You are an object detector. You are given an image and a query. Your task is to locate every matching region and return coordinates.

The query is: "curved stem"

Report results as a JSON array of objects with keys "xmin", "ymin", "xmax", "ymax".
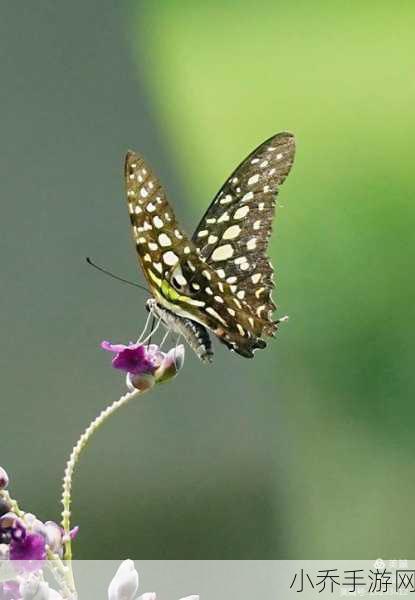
[{"xmin": 61, "ymin": 387, "xmax": 146, "ymax": 561}]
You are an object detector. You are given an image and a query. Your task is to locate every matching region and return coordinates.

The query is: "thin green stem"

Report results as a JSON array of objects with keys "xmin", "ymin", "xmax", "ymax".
[{"xmin": 60, "ymin": 386, "xmax": 148, "ymax": 560}]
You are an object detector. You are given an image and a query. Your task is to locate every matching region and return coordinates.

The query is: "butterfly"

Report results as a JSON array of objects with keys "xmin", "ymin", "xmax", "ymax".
[{"xmin": 125, "ymin": 132, "xmax": 296, "ymax": 362}]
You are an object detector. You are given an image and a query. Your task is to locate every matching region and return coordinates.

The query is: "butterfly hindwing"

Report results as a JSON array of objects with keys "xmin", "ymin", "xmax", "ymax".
[{"xmin": 192, "ymin": 132, "xmax": 295, "ymax": 341}]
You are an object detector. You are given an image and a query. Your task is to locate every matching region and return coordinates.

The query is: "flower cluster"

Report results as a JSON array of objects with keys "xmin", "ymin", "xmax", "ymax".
[
  {"xmin": 0, "ymin": 467, "xmax": 76, "ymax": 568},
  {"xmin": 101, "ymin": 341, "xmax": 185, "ymax": 391}
]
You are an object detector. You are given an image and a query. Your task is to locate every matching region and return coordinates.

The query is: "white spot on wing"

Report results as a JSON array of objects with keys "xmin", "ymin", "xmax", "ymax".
[
  {"xmin": 242, "ymin": 191, "xmax": 254, "ymax": 202},
  {"xmin": 206, "ymin": 306, "xmax": 227, "ymax": 326},
  {"xmin": 223, "ymin": 225, "xmax": 241, "ymax": 240},
  {"xmin": 236, "ymin": 324, "xmax": 245, "ymax": 336},
  {"xmin": 153, "ymin": 216, "xmax": 163, "ymax": 229},
  {"xmin": 174, "ymin": 273, "xmax": 187, "ymax": 287},
  {"xmin": 234, "ymin": 206, "xmax": 250, "ymax": 219},
  {"xmin": 217, "ymin": 212, "xmax": 230, "ymax": 223},
  {"xmin": 247, "ymin": 238, "xmax": 257, "ymax": 250},
  {"xmin": 158, "ymin": 233, "xmax": 171, "ymax": 247},
  {"xmin": 162, "ymin": 251, "xmax": 178, "ymax": 266},
  {"xmin": 248, "ymin": 174, "xmax": 260, "ymax": 186},
  {"xmin": 211, "ymin": 244, "xmax": 234, "ymax": 261}
]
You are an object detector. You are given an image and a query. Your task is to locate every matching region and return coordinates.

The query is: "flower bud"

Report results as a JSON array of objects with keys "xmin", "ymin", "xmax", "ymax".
[
  {"xmin": 126, "ymin": 372, "xmax": 156, "ymax": 392},
  {"xmin": 108, "ymin": 560, "xmax": 139, "ymax": 600},
  {"xmin": 0, "ymin": 467, "xmax": 9, "ymax": 490},
  {"xmin": 155, "ymin": 345, "xmax": 185, "ymax": 384},
  {"xmin": 0, "ymin": 497, "xmax": 12, "ymax": 518},
  {"xmin": 43, "ymin": 521, "xmax": 63, "ymax": 554}
]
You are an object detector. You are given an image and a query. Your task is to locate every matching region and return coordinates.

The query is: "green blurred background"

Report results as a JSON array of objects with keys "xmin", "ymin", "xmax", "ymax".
[{"xmin": 1, "ymin": 1, "xmax": 415, "ymax": 558}]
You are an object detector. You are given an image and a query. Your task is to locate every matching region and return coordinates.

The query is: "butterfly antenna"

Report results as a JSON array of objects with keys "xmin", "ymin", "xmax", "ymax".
[{"xmin": 86, "ymin": 257, "xmax": 149, "ymax": 294}]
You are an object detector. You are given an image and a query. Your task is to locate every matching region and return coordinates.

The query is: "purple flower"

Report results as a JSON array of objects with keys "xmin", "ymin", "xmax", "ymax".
[
  {"xmin": 9, "ymin": 532, "xmax": 46, "ymax": 571},
  {"xmin": 102, "ymin": 341, "xmax": 185, "ymax": 390},
  {"xmin": 101, "ymin": 341, "xmax": 159, "ymax": 375}
]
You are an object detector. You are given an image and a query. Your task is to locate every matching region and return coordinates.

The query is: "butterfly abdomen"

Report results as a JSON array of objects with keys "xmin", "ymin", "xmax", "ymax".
[{"xmin": 146, "ymin": 299, "xmax": 213, "ymax": 363}]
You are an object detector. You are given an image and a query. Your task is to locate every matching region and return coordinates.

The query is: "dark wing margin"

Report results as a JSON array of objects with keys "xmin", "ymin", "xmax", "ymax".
[{"xmin": 192, "ymin": 132, "xmax": 296, "ymax": 340}]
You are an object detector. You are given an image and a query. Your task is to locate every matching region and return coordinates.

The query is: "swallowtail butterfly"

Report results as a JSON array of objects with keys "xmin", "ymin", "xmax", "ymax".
[{"xmin": 125, "ymin": 132, "xmax": 295, "ymax": 362}]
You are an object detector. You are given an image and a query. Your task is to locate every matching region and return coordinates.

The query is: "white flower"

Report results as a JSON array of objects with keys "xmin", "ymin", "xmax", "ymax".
[
  {"xmin": 108, "ymin": 560, "xmax": 199, "ymax": 600},
  {"xmin": 108, "ymin": 560, "xmax": 139, "ymax": 600}
]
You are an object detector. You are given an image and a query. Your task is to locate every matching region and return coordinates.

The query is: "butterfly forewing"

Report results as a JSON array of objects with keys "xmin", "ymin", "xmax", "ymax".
[
  {"xmin": 192, "ymin": 132, "xmax": 295, "ymax": 340},
  {"xmin": 125, "ymin": 151, "xmax": 189, "ymax": 296},
  {"xmin": 125, "ymin": 152, "xmax": 236, "ymax": 332}
]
